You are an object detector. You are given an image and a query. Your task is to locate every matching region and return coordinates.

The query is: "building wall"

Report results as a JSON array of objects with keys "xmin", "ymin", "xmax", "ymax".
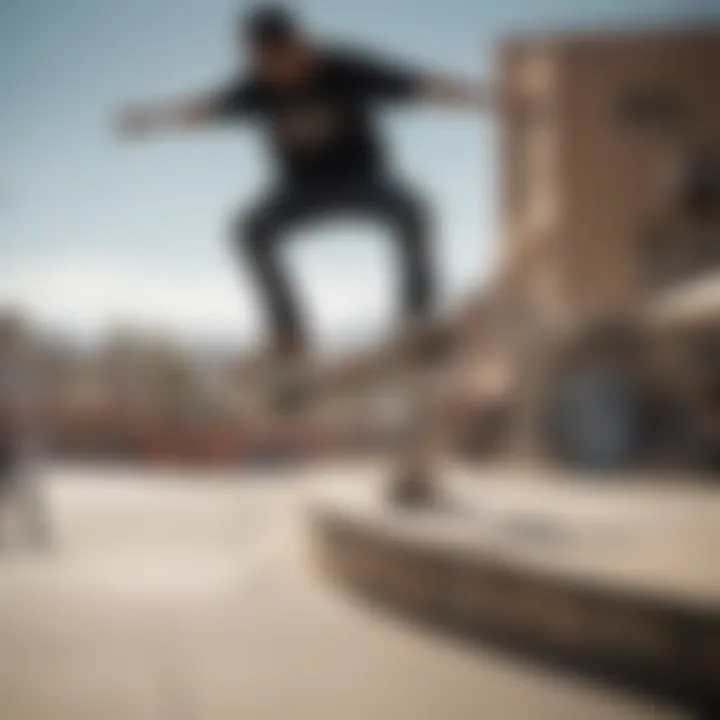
[
  {"xmin": 500, "ymin": 28, "xmax": 720, "ymax": 323},
  {"xmin": 497, "ymin": 27, "xmax": 720, "ymax": 458}
]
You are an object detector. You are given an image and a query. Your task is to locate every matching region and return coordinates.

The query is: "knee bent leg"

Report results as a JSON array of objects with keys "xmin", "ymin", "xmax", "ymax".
[{"xmin": 230, "ymin": 209, "xmax": 273, "ymax": 259}]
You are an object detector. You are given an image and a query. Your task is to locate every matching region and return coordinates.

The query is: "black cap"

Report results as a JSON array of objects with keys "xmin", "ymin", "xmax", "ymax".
[{"xmin": 242, "ymin": 4, "xmax": 298, "ymax": 47}]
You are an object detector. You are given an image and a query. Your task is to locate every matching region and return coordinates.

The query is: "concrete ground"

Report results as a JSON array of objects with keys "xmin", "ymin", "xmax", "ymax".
[{"xmin": 0, "ymin": 463, "xmax": 690, "ymax": 720}]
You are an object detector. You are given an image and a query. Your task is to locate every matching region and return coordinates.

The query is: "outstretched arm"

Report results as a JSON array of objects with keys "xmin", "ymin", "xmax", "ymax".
[
  {"xmin": 346, "ymin": 51, "xmax": 533, "ymax": 115},
  {"xmin": 421, "ymin": 75, "xmax": 499, "ymax": 110},
  {"xmin": 114, "ymin": 77, "xmax": 257, "ymax": 139},
  {"xmin": 422, "ymin": 75, "xmax": 539, "ymax": 117},
  {"xmin": 115, "ymin": 94, "xmax": 221, "ymax": 139}
]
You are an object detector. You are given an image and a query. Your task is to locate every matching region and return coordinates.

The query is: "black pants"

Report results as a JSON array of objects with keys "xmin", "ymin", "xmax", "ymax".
[{"xmin": 234, "ymin": 174, "xmax": 434, "ymax": 344}]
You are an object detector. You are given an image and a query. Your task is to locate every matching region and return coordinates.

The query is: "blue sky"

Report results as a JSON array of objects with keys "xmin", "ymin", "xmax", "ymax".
[{"xmin": 0, "ymin": 0, "xmax": 716, "ymax": 349}]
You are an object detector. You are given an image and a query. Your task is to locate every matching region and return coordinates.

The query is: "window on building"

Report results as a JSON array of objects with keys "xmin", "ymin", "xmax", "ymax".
[{"xmin": 616, "ymin": 87, "xmax": 684, "ymax": 130}]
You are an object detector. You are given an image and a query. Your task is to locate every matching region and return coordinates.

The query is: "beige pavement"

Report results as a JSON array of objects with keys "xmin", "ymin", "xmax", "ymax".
[{"xmin": 0, "ymin": 464, "xmax": 687, "ymax": 720}]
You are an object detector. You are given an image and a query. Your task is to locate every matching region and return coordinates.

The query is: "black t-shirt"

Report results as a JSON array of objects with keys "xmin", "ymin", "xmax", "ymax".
[{"xmin": 212, "ymin": 49, "xmax": 422, "ymax": 183}]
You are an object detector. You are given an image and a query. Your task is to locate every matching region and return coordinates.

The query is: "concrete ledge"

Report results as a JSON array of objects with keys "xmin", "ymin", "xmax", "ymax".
[{"xmin": 310, "ymin": 477, "xmax": 720, "ymax": 703}]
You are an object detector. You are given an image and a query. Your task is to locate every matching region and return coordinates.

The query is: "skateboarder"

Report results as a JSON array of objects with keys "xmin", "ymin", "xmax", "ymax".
[{"xmin": 117, "ymin": 4, "xmax": 502, "ymax": 363}]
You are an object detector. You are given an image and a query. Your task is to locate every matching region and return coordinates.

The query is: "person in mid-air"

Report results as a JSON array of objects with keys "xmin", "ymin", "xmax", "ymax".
[{"xmin": 118, "ymin": 4, "xmax": 507, "ymax": 365}]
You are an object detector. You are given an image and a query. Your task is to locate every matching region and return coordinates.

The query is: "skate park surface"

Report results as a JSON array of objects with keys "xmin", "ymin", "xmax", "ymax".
[{"xmin": 0, "ymin": 462, "xmax": 708, "ymax": 720}]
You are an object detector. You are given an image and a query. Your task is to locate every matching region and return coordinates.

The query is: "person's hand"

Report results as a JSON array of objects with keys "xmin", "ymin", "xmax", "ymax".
[{"xmin": 115, "ymin": 105, "xmax": 158, "ymax": 139}]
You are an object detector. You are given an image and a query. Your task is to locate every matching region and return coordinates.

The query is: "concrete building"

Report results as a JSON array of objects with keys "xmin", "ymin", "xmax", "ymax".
[
  {"xmin": 499, "ymin": 26, "xmax": 720, "ymax": 323},
  {"xmin": 497, "ymin": 26, "xmax": 720, "ymax": 466}
]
